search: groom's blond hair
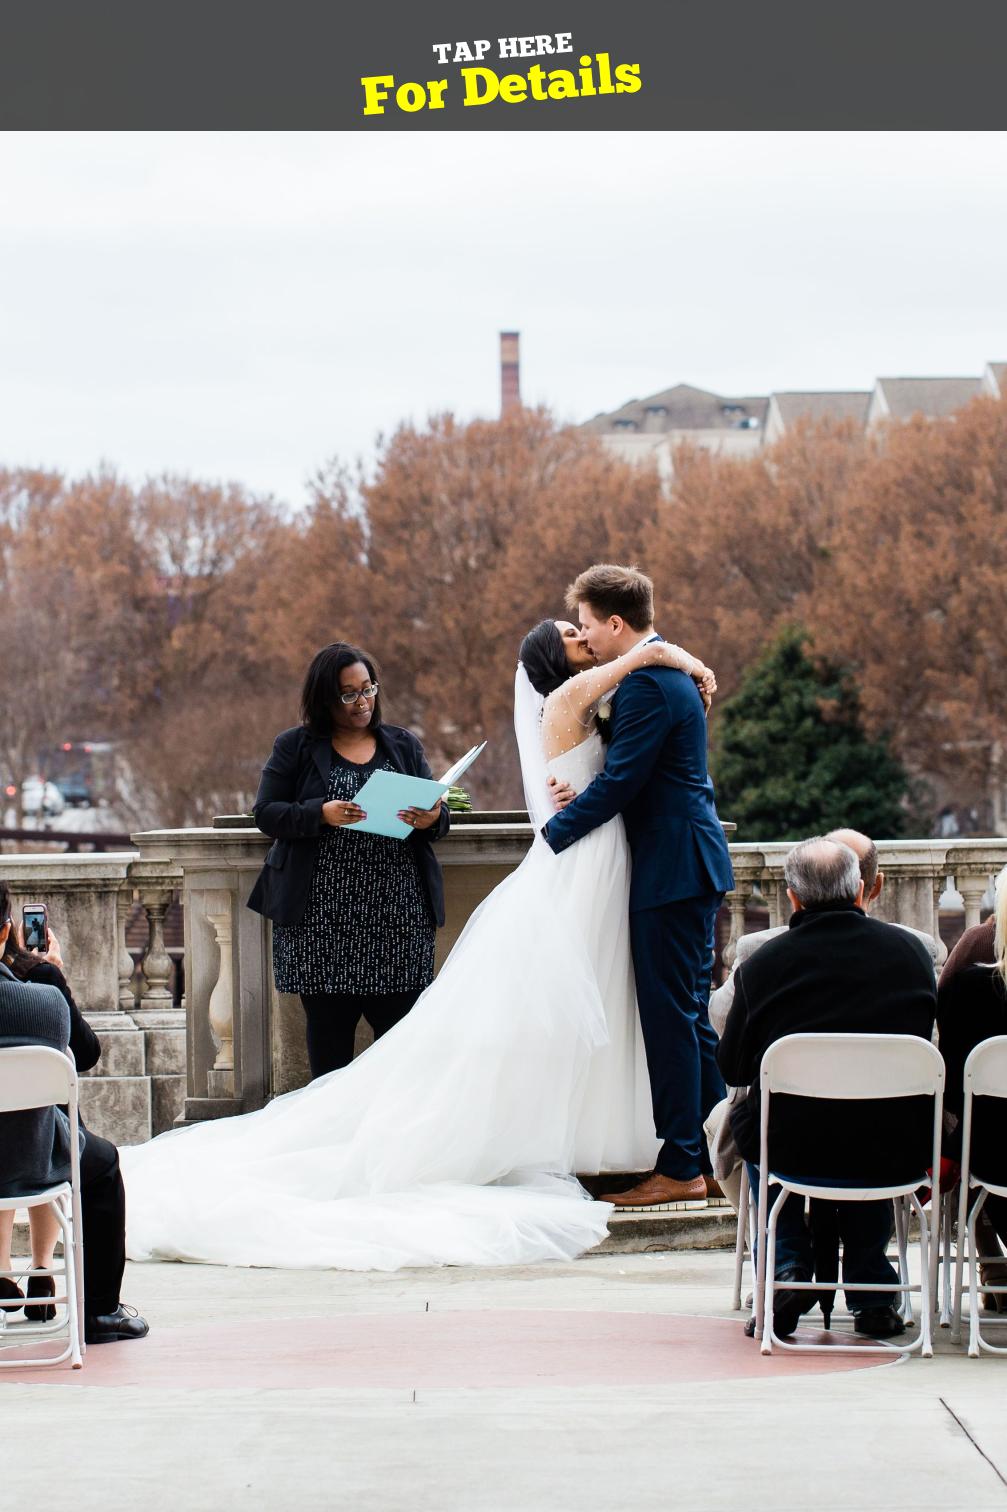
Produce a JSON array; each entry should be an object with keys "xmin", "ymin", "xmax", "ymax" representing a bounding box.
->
[{"xmin": 566, "ymin": 564, "xmax": 654, "ymax": 630}]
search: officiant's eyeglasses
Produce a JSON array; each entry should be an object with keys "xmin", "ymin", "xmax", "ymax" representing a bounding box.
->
[{"xmin": 338, "ymin": 683, "xmax": 379, "ymax": 704}]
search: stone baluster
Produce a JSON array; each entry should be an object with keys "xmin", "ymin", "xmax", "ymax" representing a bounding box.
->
[
  {"xmin": 205, "ymin": 897, "xmax": 235, "ymax": 1097},
  {"xmin": 116, "ymin": 883, "xmax": 138, "ymax": 1011},
  {"xmin": 766, "ymin": 879, "xmax": 790, "ymax": 929},
  {"xmin": 723, "ymin": 887, "xmax": 748, "ymax": 969},
  {"xmin": 957, "ymin": 872, "xmax": 991, "ymax": 931},
  {"xmin": 933, "ymin": 873, "xmax": 948, "ymax": 944},
  {"xmin": 722, "ymin": 850, "xmax": 765, "ymax": 968},
  {"xmin": 139, "ymin": 888, "xmax": 175, "ymax": 1009}
]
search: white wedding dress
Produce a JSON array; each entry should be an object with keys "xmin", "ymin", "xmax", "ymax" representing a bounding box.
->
[{"xmin": 121, "ymin": 728, "xmax": 660, "ymax": 1270}]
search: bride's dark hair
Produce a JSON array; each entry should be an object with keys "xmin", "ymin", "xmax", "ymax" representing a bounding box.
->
[{"xmin": 519, "ymin": 620, "xmax": 572, "ymax": 697}]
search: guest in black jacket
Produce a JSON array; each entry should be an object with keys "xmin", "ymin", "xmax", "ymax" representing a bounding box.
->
[
  {"xmin": 936, "ymin": 866, "xmax": 1007, "ymax": 1256},
  {"xmin": 0, "ymin": 887, "xmax": 147, "ymax": 1342},
  {"xmin": 248, "ymin": 641, "xmax": 451, "ymax": 1078},
  {"xmin": 0, "ymin": 919, "xmax": 101, "ymax": 1319},
  {"xmin": 718, "ymin": 836, "xmax": 937, "ymax": 1340}
]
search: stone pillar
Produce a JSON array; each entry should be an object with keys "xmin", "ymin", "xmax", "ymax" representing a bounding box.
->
[
  {"xmin": 933, "ymin": 874, "xmax": 948, "ymax": 947},
  {"xmin": 957, "ymin": 873, "xmax": 991, "ymax": 930},
  {"xmin": 946, "ymin": 845, "xmax": 1004, "ymax": 943},
  {"xmin": 205, "ymin": 893, "xmax": 235, "ymax": 1098},
  {"xmin": 868, "ymin": 843, "xmax": 951, "ymax": 937},
  {"xmin": 131, "ymin": 827, "xmax": 274, "ymax": 1124},
  {"xmin": 116, "ymin": 882, "xmax": 138, "ymax": 1011},
  {"xmin": 139, "ymin": 889, "xmax": 175, "ymax": 1008},
  {"xmin": 721, "ymin": 846, "xmax": 766, "ymax": 969},
  {"xmin": 766, "ymin": 879, "xmax": 790, "ymax": 929},
  {"xmin": 2, "ymin": 853, "xmax": 155, "ymax": 1145},
  {"xmin": 127, "ymin": 862, "xmax": 187, "ymax": 1137}
]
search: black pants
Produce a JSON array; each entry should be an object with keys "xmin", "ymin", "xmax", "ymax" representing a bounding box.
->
[
  {"xmin": 80, "ymin": 1131, "xmax": 126, "ymax": 1316},
  {"xmin": 300, "ymin": 990, "xmax": 421, "ymax": 1078},
  {"xmin": 747, "ymin": 1164, "xmax": 898, "ymax": 1311}
]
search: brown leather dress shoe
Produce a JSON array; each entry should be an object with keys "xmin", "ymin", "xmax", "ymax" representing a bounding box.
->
[
  {"xmin": 704, "ymin": 1176, "xmax": 725, "ymax": 1200},
  {"xmin": 600, "ymin": 1174, "xmax": 708, "ymax": 1208}
]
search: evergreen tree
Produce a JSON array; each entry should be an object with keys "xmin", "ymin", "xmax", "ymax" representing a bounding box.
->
[{"xmin": 711, "ymin": 627, "xmax": 910, "ymax": 841}]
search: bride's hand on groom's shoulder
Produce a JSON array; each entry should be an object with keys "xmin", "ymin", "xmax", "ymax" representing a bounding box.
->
[{"xmin": 548, "ymin": 776, "xmax": 576, "ymax": 812}]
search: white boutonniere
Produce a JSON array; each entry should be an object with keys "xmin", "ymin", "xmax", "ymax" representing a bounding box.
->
[{"xmin": 596, "ymin": 700, "xmax": 612, "ymax": 724}]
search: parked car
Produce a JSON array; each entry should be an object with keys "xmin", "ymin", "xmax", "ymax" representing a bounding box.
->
[
  {"xmin": 54, "ymin": 772, "xmax": 93, "ymax": 808},
  {"xmin": 21, "ymin": 776, "xmax": 65, "ymax": 818}
]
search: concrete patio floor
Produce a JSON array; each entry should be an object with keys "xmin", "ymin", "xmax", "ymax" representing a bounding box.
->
[{"xmin": 2, "ymin": 1249, "xmax": 1005, "ymax": 1511}]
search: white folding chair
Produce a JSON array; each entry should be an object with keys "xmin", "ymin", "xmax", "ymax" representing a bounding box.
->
[
  {"xmin": 937, "ymin": 1186, "xmax": 956, "ymax": 1328},
  {"xmin": 754, "ymin": 1033, "xmax": 944, "ymax": 1356},
  {"xmin": 732, "ymin": 1162, "xmax": 755, "ymax": 1311},
  {"xmin": 0, "ymin": 1046, "xmax": 85, "ymax": 1369},
  {"xmin": 952, "ymin": 1035, "xmax": 1007, "ymax": 1356}
]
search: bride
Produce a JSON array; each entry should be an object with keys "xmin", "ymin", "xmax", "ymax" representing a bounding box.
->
[{"xmin": 121, "ymin": 622, "xmax": 714, "ymax": 1270}]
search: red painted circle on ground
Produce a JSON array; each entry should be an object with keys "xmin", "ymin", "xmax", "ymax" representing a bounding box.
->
[{"xmin": 0, "ymin": 1311, "xmax": 894, "ymax": 1389}]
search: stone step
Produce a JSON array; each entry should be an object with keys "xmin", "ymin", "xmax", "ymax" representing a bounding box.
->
[{"xmin": 599, "ymin": 1200, "xmax": 737, "ymax": 1253}]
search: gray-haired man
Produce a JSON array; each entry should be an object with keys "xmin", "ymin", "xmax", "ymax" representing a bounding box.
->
[
  {"xmin": 716, "ymin": 836, "xmax": 937, "ymax": 1339},
  {"xmin": 705, "ymin": 827, "xmax": 943, "ymax": 1203}
]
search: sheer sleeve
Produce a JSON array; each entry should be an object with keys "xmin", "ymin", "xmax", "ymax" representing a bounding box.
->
[
  {"xmin": 542, "ymin": 641, "xmax": 711, "ymax": 759},
  {"xmin": 541, "ymin": 683, "xmax": 598, "ymax": 761}
]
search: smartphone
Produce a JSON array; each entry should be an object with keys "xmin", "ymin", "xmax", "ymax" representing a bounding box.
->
[{"xmin": 22, "ymin": 904, "xmax": 48, "ymax": 953}]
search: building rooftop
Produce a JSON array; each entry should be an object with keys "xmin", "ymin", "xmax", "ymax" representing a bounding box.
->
[
  {"xmin": 874, "ymin": 376, "xmax": 983, "ymax": 420},
  {"xmin": 769, "ymin": 391, "xmax": 871, "ymax": 428},
  {"xmin": 584, "ymin": 382, "xmax": 768, "ymax": 435},
  {"xmin": 985, "ymin": 362, "xmax": 1006, "ymax": 396}
]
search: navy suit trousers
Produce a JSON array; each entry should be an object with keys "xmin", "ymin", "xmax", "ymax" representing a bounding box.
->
[{"xmin": 630, "ymin": 891, "xmax": 726, "ymax": 1179}]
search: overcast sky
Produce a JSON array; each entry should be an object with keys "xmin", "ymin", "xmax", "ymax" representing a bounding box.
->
[{"xmin": 2, "ymin": 131, "xmax": 1005, "ymax": 505}]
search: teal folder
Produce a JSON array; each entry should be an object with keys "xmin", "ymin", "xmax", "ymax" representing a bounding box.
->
[{"xmin": 347, "ymin": 742, "xmax": 486, "ymax": 840}]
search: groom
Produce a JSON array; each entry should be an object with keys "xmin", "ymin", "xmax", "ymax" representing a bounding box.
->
[{"xmin": 542, "ymin": 564, "xmax": 735, "ymax": 1206}]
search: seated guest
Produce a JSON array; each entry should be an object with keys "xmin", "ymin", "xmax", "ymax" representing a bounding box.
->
[
  {"xmin": 936, "ymin": 866, "xmax": 1007, "ymax": 1274},
  {"xmin": 939, "ymin": 912, "xmax": 996, "ymax": 990},
  {"xmin": 0, "ymin": 919, "xmax": 102, "ymax": 1318},
  {"xmin": 717, "ymin": 837, "xmax": 938, "ymax": 1340},
  {"xmin": 705, "ymin": 828, "xmax": 943, "ymax": 1209},
  {"xmin": 0, "ymin": 884, "xmax": 148, "ymax": 1343}
]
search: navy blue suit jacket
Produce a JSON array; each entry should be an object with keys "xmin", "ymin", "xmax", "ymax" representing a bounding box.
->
[{"xmin": 543, "ymin": 664, "xmax": 734, "ymax": 912}]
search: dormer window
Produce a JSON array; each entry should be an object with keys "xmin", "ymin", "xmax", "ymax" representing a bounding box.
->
[
  {"xmin": 644, "ymin": 405, "xmax": 668, "ymax": 418},
  {"xmin": 613, "ymin": 418, "xmax": 638, "ymax": 431}
]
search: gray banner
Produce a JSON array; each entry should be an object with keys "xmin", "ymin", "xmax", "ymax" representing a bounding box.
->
[{"xmin": 1, "ymin": 0, "xmax": 1005, "ymax": 128}]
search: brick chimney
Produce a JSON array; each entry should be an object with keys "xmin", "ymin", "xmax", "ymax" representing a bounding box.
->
[{"xmin": 500, "ymin": 331, "xmax": 521, "ymax": 416}]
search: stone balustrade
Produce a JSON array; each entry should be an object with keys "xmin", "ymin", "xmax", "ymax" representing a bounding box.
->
[
  {"xmin": 1, "ymin": 825, "xmax": 1003, "ymax": 1146},
  {"xmin": 722, "ymin": 838, "xmax": 1006, "ymax": 963},
  {"xmin": 0, "ymin": 851, "xmax": 186, "ymax": 1145}
]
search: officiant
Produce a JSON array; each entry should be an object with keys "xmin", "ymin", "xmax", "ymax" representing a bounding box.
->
[{"xmin": 248, "ymin": 641, "xmax": 451, "ymax": 1078}]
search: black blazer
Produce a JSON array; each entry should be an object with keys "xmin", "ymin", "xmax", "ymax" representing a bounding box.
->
[
  {"xmin": 936, "ymin": 964, "xmax": 1007, "ymax": 1178},
  {"xmin": 718, "ymin": 903, "xmax": 938, "ymax": 1185},
  {"xmin": 247, "ymin": 723, "xmax": 451, "ymax": 928}
]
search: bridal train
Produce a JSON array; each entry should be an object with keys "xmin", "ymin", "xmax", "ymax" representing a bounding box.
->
[{"xmin": 121, "ymin": 732, "xmax": 659, "ymax": 1270}]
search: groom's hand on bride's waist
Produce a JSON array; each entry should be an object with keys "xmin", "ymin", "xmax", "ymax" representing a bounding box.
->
[{"xmin": 547, "ymin": 776, "xmax": 576, "ymax": 811}]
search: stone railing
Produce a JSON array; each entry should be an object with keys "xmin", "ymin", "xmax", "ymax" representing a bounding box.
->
[
  {"xmin": 1, "ymin": 850, "xmax": 185, "ymax": 1145},
  {"xmin": 722, "ymin": 838, "xmax": 1006, "ymax": 965},
  {"xmin": 1, "ymin": 825, "xmax": 1003, "ymax": 1145}
]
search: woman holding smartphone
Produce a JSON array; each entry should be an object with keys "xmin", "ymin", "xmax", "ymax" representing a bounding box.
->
[{"xmin": 0, "ymin": 902, "xmax": 100, "ymax": 1319}]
